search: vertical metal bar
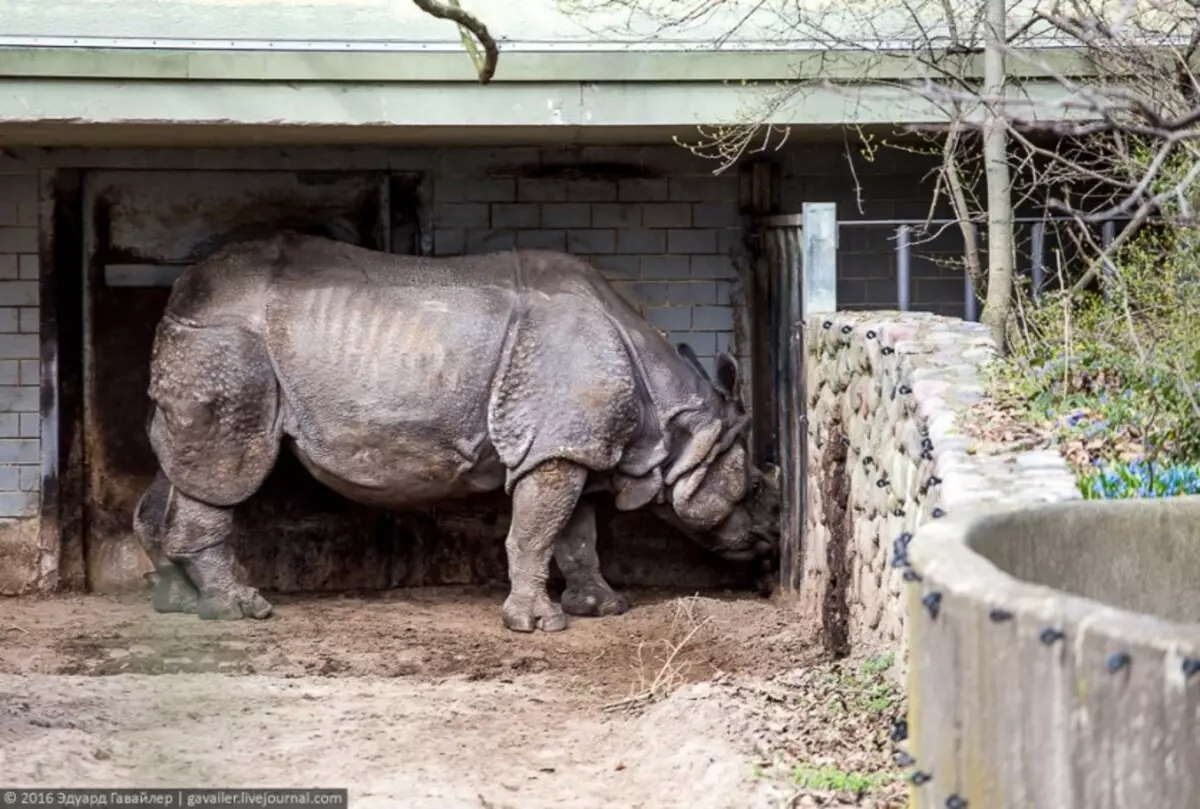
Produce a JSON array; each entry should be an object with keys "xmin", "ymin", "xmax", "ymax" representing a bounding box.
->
[
  {"xmin": 1101, "ymin": 219, "xmax": 1116, "ymax": 300},
  {"xmin": 787, "ymin": 202, "xmax": 837, "ymax": 595},
  {"xmin": 768, "ymin": 227, "xmax": 784, "ymax": 467},
  {"xmin": 963, "ymin": 225, "xmax": 979, "ymax": 321},
  {"xmin": 801, "ymin": 202, "xmax": 838, "ymax": 317},
  {"xmin": 1031, "ymin": 221, "xmax": 1045, "ymax": 300},
  {"xmin": 779, "ymin": 224, "xmax": 797, "ymax": 577},
  {"xmin": 964, "ymin": 268, "xmax": 978, "ymax": 322},
  {"xmin": 787, "ymin": 225, "xmax": 803, "ymax": 329},
  {"xmin": 896, "ymin": 224, "xmax": 911, "ymax": 311}
]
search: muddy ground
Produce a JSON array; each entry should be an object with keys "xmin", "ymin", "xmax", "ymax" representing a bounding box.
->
[{"xmin": 1, "ymin": 587, "xmax": 910, "ymax": 808}]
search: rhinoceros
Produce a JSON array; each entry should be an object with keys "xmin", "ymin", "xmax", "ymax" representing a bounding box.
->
[{"xmin": 132, "ymin": 232, "xmax": 780, "ymax": 631}]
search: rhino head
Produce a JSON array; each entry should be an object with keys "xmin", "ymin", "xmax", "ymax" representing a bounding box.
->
[{"xmin": 652, "ymin": 344, "xmax": 782, "ymax": 568}]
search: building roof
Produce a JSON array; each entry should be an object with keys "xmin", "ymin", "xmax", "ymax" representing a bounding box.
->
[{"xmin": 0, "ymin": 0, "xmax": 1115, "ymax": 145}]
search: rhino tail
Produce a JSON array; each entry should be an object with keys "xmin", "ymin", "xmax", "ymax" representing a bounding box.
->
[{"xmin": 146, "ymin": 316, "xmax": 283, "ymax": 507}]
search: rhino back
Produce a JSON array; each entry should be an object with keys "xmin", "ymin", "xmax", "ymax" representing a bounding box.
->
[{"xmin": 262, "ymin": 240, "xmax": 519, "ymax": 494}]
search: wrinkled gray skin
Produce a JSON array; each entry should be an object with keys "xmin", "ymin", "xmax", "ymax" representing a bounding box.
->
[{"xmin": 133, "ymin": 233, "xmax": 781, "ymax": 631}]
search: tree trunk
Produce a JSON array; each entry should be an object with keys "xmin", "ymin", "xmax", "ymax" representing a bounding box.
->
[{"xmin": 980, "ymin": 0, "xmax": 1014, "ymax": 352}]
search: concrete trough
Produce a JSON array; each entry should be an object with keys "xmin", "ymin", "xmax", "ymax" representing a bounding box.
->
[{"xmin": 905, "ymin": 496, "xmax": 1200, "ymax": 809}]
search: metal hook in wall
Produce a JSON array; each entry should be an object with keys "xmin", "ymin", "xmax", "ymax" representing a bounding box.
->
[
  {"xmin": 922, "ymin": 591, "xmax": 942, "ymax": 620},
  {"xmin": 1039, "ymin": 627, "xmax": 1065, "ymax": 645},
  {"xmin": 1105, "ymin": 652, "xmax": 1131, "ymax": 673}
]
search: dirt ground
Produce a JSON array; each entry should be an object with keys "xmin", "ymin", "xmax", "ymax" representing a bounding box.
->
[{"xmin": 1, "ymin": 587, "xmax": 910, "ymax": 808}]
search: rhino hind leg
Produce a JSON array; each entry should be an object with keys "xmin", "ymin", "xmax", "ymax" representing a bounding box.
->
[
  {"xmin": 502, "ymin": 458, "xmax": 589, "ymax": 633},
  {"xmin": 156, "ymin": 485, "xmax": 272, "ymax": 621},
  {"xmin": 555, "ymin": 499, "xmax": 631, "ymax": 618},
  {"xmin": 133, "ymin": 471, "xmax": 200, "ymax": 615}
]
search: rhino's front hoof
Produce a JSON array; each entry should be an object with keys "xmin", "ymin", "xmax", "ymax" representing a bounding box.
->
[
  {"xmin": 561, "ymin": 586, "xmax": 632, "ymax": 618},
  {"xmin": 148, "ymin": 568, "xmax": 201, "ymax": 615},
  {"xmin": 502, "ymin": 594, "xmax": 568, "ymax": 633},
  {"xmin": 197, "ymin": 586, "xmax": 274, "ymax": 621}
]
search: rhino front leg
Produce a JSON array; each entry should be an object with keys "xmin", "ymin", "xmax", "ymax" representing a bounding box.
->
[
  {"xmin": 555, "ymin": 499, "xmax": 632, "ymax": 618},
  {"xmin": 502, "ymin": 458, "xmax": 588, "ymax": 633},
  {"xmin": 133, "ymin": 471, "xmax": 201, "ymax": 614},
  {"xmin": 160, "ymin": 486, "xmax": 272, "ymax": 621}
]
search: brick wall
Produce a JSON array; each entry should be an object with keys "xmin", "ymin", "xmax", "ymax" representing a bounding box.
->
[
  {"xmin": 780, "ymin": 143, "xmax": 971, "ymax": 318},
  {"xmin": 430, "ymin": 149, "xmax": 746, "ymax": 379},
  {"xmin": 0, "ymin": 169, "xmax": 40, "ymax": 520}
]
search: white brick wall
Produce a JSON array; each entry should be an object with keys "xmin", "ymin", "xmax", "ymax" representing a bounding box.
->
[
  {"xmin": 431, "ymin": 151, "xmax": 746, "ymax": 378},
  {"xmin": 0, "ymin": 170, "xmax": 40, "ymax": 519}
]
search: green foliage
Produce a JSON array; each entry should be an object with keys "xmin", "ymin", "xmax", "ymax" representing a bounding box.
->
[
  {"xmin": 995, "ymin": 211, "xmax": 1200, "ymax": 483},
  {"xmin": 859, "ymin": 652, "xmax": 895, "ymax": 675},
  {"xmin": 819, "ymin": 655, "xmax": 900, "ymax": 716},
  {"xmin": 792, "ymin": 764, "xmax": 900, "ymax": 793}
]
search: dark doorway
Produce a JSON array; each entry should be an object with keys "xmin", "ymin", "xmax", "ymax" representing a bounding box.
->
[
  {"xmin": 81, "ymin": 169, "xmax": 400, "ymax": 592},
  {"xmin": 76, "ymin": 166, "xmax": 757, "ymax": 598}
]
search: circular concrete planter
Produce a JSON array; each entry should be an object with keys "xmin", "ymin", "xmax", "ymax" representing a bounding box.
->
[{"xmin": 905, "ymin": 496, "xmax": 1200, "ymax": 809}]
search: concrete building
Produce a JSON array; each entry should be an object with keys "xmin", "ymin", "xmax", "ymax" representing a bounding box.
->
[{"xmin": 0, "ymin": 0, "xmax": 1079, "ymax": 597}]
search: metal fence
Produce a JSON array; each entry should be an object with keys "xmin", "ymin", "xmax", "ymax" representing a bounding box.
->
[{"xmin": 841, "ymin": 214, "xmax": 1137, "ymax": 320}]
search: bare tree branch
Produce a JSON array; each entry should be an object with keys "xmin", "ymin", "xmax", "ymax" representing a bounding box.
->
[{"xmin": 412, "ymin": 0, "xmax": 499, "ymax": 84}]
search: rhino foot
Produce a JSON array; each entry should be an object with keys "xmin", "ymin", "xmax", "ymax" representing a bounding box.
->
[
  {"xmin": 197, "ymin": 585, "xmax": 273, "ymax": 621},
  {"xmin": 147, "ymin": 567, "xmax": 201, "ymax": 615},
  {"xmin": 502, "ymin": 593, "xmax": 568, "ymax": 633},
  {"xmin": 561, "ymin": 585, "xmax": 631, "ymax": 618}
]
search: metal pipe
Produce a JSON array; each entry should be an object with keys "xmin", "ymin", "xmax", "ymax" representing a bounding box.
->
[
  {"xmin": 1101, "ymin": 220, "xmax": 1117, "ymax": 299},
  {"xmin": 1030, "ymin": 221, "xmax": 1045, "ymax": 300},
  {"xmin": 896, "ymin": 224, "xmax": 911, "ymax": 311},
  {"xmin": 768, "ymin": 229, "xmax": 785, "ymax": 466},
  {"xmin": 800, "ymin": 202, "xmax": 838, "ymax": 316},
  {"xmin": 964, "ymin": 267, "xmax": 978, "ymax": 321},
  {"xmin": 834, "ymin": 215, "xmax": 1155, "ymax": 227}
]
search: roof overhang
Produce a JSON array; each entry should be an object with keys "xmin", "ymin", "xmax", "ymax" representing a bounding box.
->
[{"xmin": 0, "ymin": 42, "xmax": 1107, "ymax": 147}]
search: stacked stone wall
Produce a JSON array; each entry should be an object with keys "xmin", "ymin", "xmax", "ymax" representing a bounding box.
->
[{"xmin": 799, "ymin": 311, "xmax": 1080, "ymax": 670}]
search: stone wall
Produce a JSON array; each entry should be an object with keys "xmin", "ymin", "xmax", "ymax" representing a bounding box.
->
[
  {"xmin": 905, "ymin": 498, "xmax": 1200, "ymax": 809},
  {"xmin": 798, "ymin": 310, "xmax": 1080, "ymax": 667}
]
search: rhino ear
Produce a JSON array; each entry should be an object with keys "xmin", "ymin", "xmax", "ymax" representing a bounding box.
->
[
  {"xmin": 677, "ymin": 343, "xmax": 711, "ymax": 381},
  {"xmin": 714, "ymin": 352, "xmax": 739, "ymax": 397}
]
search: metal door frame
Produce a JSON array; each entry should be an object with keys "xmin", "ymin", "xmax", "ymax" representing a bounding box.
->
[{"xmin": 760, "ymin": 202, "xmax": 837, "ymax": 595}]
